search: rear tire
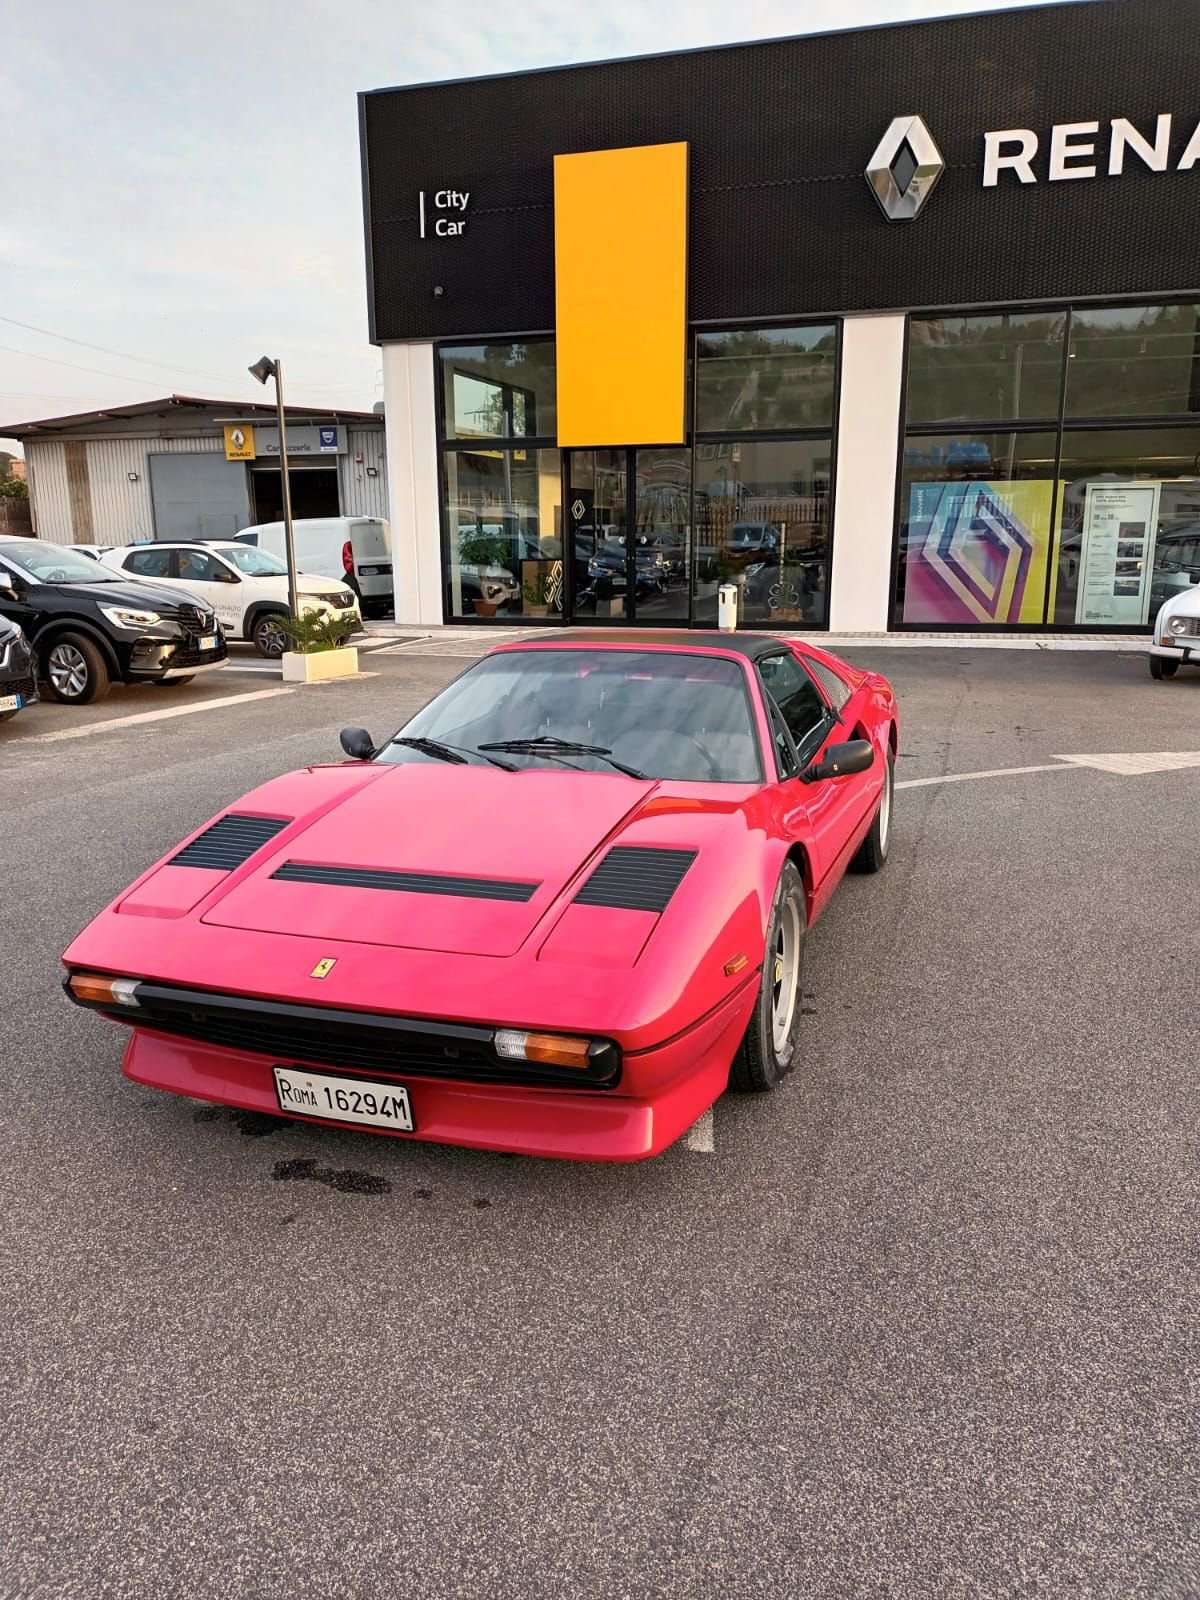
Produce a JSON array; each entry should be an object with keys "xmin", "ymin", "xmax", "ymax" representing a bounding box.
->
[
  {"xmin": 1149, "ymin": 656, "xmax": 1179, "ymax": 680},
  {"xmin": 850, "ymin": 746, "xmax": 894, "ymax": 873},
  {"xmin": 43, "ymin": 633, "xmax": 111, "ymax": 704},
  {"xmin": 728, "ymin": 861, "xmax": 807, "ymax": 1093}
]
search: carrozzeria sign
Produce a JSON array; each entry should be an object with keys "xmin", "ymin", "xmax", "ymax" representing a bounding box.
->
[{"xmin": 868, "ymin": 110, "xmax": 1200, "ymax": 220}]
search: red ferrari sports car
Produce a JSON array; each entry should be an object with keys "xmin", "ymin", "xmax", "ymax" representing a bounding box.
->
[{"xmin": 64, "ymin": 632, "xmax": 897, "ymax": 1162}]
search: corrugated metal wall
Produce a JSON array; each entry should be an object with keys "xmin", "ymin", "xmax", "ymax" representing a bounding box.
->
[
  {"xmin": 28, "ymin": 427, "xmax": 387, "ymax": 543},
  {"xmin": 340, "ymin": 427, "xmax": 389, "ymax": 520}
]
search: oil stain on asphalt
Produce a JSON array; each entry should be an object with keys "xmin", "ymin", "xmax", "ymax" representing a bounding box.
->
[{"xmin": 272, "ymin": 1157, "xmax": 391, "ymax": 1196}]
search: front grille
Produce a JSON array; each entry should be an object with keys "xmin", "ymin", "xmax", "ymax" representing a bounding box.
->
[
  {"xmin": 164, "ymin": 640, "xmax": 227, "ymax": 669},
  {"xmin": 574, "ymin": 846, "xmax": 697, "ymax": 912},
  {"xmin": 270, "ymin": 862, "xmax": 539, "ymax": 902},
  {"xmin": 1175, "ymin": 618, "xmax": 1200, "ymax": 639},
  {"xmin": 171, "ymin": 813, "xmax": 289, "ymax": 871},
  {"xmin": 1, "ymin": 672, "xmax": 36, "ymax": 703},
  {"xmin": 115, "ymin": 983, "xmax": 620, "ymax": 1089},
  {"xmin": 176, "ymin": 604, "xmax": 207, "ymax": 631}
]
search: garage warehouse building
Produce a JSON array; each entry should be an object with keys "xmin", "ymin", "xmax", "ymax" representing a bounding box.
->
[
  {"xmin": 1, "ymin": 396, "xmax": 387, "ymax": 548},
  {"xmin": 361, "ymin": 0, "xmax": 1200, "ymax": 634}
]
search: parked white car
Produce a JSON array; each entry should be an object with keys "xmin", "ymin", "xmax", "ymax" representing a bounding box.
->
[
  {"xmin": 235, "ymin": 517, "xmax": 393, "ymax": 616},
  {"xmin": 1149, "ymin": 585, "xmax": 1200, "ymax": 680},
  {"xmin": 107, "ymin": 541, "xmax": 361, "ymax": 657}
]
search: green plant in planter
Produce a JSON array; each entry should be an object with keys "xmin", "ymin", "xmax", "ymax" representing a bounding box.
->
[
  {"xmin": 522, "ymin": 567, "xmax": 552, "ymax": 608},
  {"xmin": 460, "ymin": 534, "xmax": 510, "ymax": 570},
  {"xmin": 279, "ymin": 609, "xmax": 351, "ymax": 654}
]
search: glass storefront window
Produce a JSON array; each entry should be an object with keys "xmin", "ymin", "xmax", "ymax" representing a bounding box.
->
[
  {"xmin": 695, "ymin": 325, "xmax": 836, "ymax": 433},
  {"xmin": 895, "ymin": 432, "xmax": 1058, "ymax": 625},
  {"xmin": 693, "ymin": 440, "xmax": 832, "ymax": 627},
  {"xmin": 439, "ymin": 341, "xmax": 556, "ymax": 440},
  {"xmin": 443, "ymin": 447, "xmax": 562, "ymax": 619},
  {"xmin": 907, "ymin": 313, "xmax": 1065, "ymax": 424},
  {"xmin": 1066, "ymin": 305, "xmax": 1200, "ymax": 419},
  {"xmin": 1050, "ymin": 427, "xmax": 1200, "ymax": 627}
]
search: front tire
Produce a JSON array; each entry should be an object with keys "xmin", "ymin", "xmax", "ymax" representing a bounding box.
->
[
  {"xmin": 1149, "ymin": 655, "xmax": 1179, "ymax": 681},
  {"xmin": 44, "ymin": 633, "xmax": 111, "ymax": 704},
  {"xmin": 252, "ymin": 612, "xmax": 288, "ymax": 658},
  {"xmin": 728, "ymin": 861, "xmax": 807, "ymax": 1093},
  {"xmin": 851, "ymin": 746, "xmax": 894, "ymax": 873}
]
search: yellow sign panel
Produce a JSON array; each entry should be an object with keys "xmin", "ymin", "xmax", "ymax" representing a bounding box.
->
[
  {"xmin": 554, "ymin": 142, "xmax": 688, "ymax": 448},
  {"xmin": 224, "ymin": 424, "xmax": 256, "ymax": 461}
]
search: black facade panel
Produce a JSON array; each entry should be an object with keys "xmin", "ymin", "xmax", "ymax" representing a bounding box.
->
[{"xmin": 361, "ymin": 0, "xmax": 1199, "ymax": 342}]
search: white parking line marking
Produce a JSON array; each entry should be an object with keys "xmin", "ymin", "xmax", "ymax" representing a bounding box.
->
[
  {"xmin": 1053, "ymin": 751, "xmax": 1200, "ymax": 775},
  {"xmin": 28, "ymin": 687, "xmax": 294, "ymax": 742},
  {"xmin": 896, "ymin": 762, "xmax": 1077, "ymax": 790},
  {"xmin": 685, "ymin": 1108, "xmax": 715, "ymax": 1154}
]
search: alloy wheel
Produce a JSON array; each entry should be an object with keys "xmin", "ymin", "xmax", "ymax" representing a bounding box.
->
[
  {"xmin": 770, "ymin": 896, "xmax": 802, "ymax": 1055},
  {"xmin": 48, "ymin": 642, "xmax": 89, "ymax": 699}
]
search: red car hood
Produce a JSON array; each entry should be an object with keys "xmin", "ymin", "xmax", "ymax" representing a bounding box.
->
[{"xmin": 200, "ymin": 763, "xmax": 657, "ymax": 957}]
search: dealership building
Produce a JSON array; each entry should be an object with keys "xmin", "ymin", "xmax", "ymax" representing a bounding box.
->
[
  {"xmin": 362, "ymin": 0, "xmax": 1200, "ymax": 634},
  {"xmin": 1, "ymin": 396, "xmax": 387, "ymax": 548}
]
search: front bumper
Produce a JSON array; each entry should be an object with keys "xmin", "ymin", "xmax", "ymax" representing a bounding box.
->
[
  {"xmin": 127, "ymin": 633, "xmax": 229, "ymax": 680},
  {"xmin": 79, "ymin": 981, "xmax": 757, "ymax": 1162},
  {"xmin": 1150, "ymin": 639, "xmax": 1199, "ymax": 660}
]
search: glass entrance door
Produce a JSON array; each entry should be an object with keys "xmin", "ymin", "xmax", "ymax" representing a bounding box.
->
[{"xmin": 566, "ymin": 448, "xmax": 691, "ymax": 623}]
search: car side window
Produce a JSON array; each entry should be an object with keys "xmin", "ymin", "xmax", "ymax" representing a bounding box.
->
[
  {"xmin": 126, "ymin": 548, "xmax": 173, "ymax": 579},
  {"xmin": 802, "ymin": 654, "xmax": 853, "ymax": 713},
  {"xmin": 758, "ymin": 654, "xmax": 830, "ymax": 771},
  {"xmin": 178, "ymin": 549, "xmax": 220, "ymax": 582}
]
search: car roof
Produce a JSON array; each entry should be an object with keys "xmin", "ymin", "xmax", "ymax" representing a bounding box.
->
[{"xmin": 491, "ymin": 630, "xmax": 806, "ymax": 662}]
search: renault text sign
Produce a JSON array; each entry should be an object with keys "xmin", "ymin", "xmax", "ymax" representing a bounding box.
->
[{"xmin": 983, "ymin": 113, "xmax": 1200, "ymax": 185}]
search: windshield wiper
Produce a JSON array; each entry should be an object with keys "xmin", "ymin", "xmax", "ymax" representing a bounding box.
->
[
  {"xmin": 391, "ymin": 735, "xmax": 516, "ymax": 771},
  {"xmin": 478, "ymin": 736, "xmax": 646, "ymax": 780}
]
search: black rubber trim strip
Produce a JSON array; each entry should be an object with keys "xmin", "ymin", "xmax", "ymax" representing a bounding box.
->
[{"xmin": 270, "ymin": 862, "xmax": 539, "ymax": 902}]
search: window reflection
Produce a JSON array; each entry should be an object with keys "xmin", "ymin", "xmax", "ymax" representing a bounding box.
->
[
  {"xmin": 695, "ymin": 325, "xmax": 836, "ymax": 432},
  {"xmin": 693, "ymin": 441, "xmax": 832, "ymax": 626},
  {"xmin": 439, "ymin": 342, "xmax": 556, "ymax": 440},
  {"xmin": 907, "ymin": 313, "xmax": 1065, "ymax": 424},
  {"xmin": 444, "ymin": 448, "xmax": 562, "ymax": 619},
  {"xmin": 1067, "ymin": 305, "xmax": 1200, "ymax": 419}
]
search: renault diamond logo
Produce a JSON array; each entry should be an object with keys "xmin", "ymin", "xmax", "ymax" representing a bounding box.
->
[{"xmin": 865, "ymin": 115, "xmax": 945, "ymax": 221}]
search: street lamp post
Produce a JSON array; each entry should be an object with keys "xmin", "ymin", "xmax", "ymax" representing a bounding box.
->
[{"xmin": 248, "ymin": 355, "xmax": 299, "ymax": 623}]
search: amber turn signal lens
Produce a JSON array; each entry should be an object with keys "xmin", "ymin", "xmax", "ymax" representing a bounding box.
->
[
  {"xmin": 67, "ymin": 972, "xmax": 140, "ymax": 1007},
  {"xmin": 493, "ymin": 1028, "xmax": 594, "ymax": 1068}
]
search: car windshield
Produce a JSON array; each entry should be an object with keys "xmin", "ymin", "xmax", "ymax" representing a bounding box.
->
[
  {"xmin": 219, "ymin": 545, "xmax": 287, "ymax": 576},
  {"xmin": 375, "ymin": 649, "xmax": 763, "ymax": 782},
  {"xmin": 0, "ymin": 540, "xmax": 123, "ymax": 584}
]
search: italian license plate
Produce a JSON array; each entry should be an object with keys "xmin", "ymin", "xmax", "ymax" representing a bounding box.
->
[
  {"xmin": 272, "ymin": 1065, "xmax": 414, "ymax": 1131},
  {"xmin": 198, "ymin": 635, "xmax": 218, "ymax": 650},
  {"xmin": 0, "ymin": 694, "xmax": 21, "ymax": 712}
]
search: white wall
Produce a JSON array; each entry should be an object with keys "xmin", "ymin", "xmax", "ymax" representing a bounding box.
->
[
  {"xmin": 339, "ymin": 427, "xmax": 389, "ymax": 520},
  {"xmin": 828, "ymin": 313, "xmax": 907, "ymax": 634},
  {"xmin": 381, "ymin": 342, "xmax": 443, "ymax": 625},
  {"xmin": 27, "ymin": 433, "xmax": 222, "ymax": 546}
]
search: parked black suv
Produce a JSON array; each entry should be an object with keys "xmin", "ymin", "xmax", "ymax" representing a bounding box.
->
[
  {"xmin": 0, "ymin": 538, "xmax": 228, "ymax": 704},
  {"xmin": 0, "ymin": 613, "xmax": 37, "ymax": 724}
]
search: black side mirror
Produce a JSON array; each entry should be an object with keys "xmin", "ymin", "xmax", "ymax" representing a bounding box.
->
[
  {"xmin": 801, "ymin": 738, "xmax": 874, "ymax": 784},
  {"xmin": 217, "ymin": 567, "xmax": 240, "ymax": 583},
  {"xmin": 339, "ymin": 726, "xmax": 375, "ymax": 761}
]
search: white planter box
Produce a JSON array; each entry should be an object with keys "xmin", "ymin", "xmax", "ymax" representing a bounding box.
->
[{"xmin": 281, "ymin": 647, "xmax": 360, "ymax": 684}]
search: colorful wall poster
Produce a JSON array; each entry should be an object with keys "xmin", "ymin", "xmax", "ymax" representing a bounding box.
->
[
  {"xmin": 1075, "ymin": 483, "xmax": 1160, "ymax": 626},
  {"xmin": 901, "ymin": 480, "xmax": 1054, "ymax": 625}
]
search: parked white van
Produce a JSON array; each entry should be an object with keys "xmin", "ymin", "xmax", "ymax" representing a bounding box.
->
[{"xmin": 236, "ymin": 517, "xmax": 393, "ymax": 616}]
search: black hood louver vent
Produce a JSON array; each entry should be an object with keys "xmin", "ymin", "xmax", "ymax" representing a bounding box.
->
[
  {"xmin": 170, "ymin": 814, "xmax": 289, "ymax": 871},
  {"xmin": 270, "ymin": 863, "xmax": 540, "ymax": 902},
  {"xmin": 573, "ymin": 846, "xmax": 697, "ymax": 913}
]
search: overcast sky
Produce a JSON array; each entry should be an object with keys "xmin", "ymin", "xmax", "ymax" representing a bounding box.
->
[{"xmin": 2, "ymin": 0, "xmax": 1034, "ymax": 450}]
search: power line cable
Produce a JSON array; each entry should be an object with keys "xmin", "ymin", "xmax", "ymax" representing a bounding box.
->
[{"xmin": 0, "ymin": 314, "xmax": 233, "ymax": 383}]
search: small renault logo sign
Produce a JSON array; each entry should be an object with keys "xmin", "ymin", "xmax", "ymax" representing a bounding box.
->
[
  {"xmin": 310, "ymin": 958, "xmax": 337, "ymax": 979},
  {"xmin": 865, "ymin": 115, "xmax": 945, "ymax": 221}
]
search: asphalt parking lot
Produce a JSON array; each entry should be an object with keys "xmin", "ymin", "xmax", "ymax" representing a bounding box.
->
[{"xmin": 2, "ymin": 641, "xmax": 1198, "ymax": 1599}]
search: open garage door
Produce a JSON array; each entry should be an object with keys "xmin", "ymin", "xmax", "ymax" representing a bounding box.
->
[{"xmin": 149, "ymin": 453, "xmax": 251, "ymax": 540}]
